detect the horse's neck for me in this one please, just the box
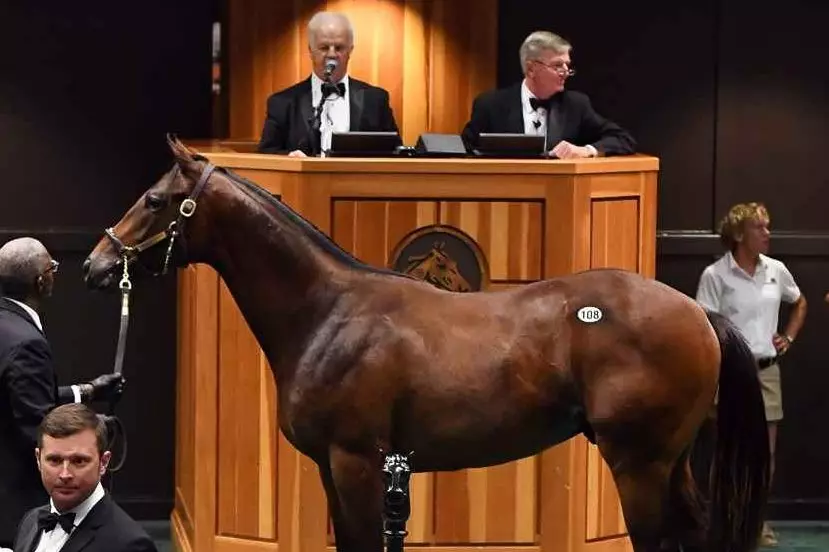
[201,182,345,381]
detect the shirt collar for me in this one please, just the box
[521,80,538,113]
[51,482,106,528]
[725,251,768,276]
[311,72,349,96]
[6,297,43,332]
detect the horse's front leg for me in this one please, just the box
[325,445,384,552]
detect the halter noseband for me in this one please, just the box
[104,162,216,280]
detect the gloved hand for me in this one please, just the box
[81,374,126,402]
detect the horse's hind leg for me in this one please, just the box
[325,445,384,552]
[667,449,707,552]
[609,459,675,551]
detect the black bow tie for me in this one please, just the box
[529,96,554,111]
[37,510,76,534]
[321,82,346,97]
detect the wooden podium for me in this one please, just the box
[172,148,658,552]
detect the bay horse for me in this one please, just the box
[83,138,769,552]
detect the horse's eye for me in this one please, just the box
[145,194,167,211]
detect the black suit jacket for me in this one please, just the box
[258,76,399,155]
[13,495,158,552]
[461,83,636,156]
[0,298,56,543]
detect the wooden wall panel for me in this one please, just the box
[216,282,280,541]
[225,0,497,144]
[176,268,197,545]
[331,199,543,282]
[590,199,640,273]
[582,198,640,544]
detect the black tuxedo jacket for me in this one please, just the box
[461,83,636,156]
[0,298,78,543]
[258,76,399,155]
[13,495,157,552]
[0,298,55,543]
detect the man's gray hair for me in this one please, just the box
[0,237,50,298]
[307,11,355,49]
[519,31,572,74]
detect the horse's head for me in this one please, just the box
[84,136,215,289]
[406,243,471,292]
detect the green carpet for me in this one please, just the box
[761,522,829,551]
[142,520,829,551]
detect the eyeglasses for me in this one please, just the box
[41,259,59,277]
[531,59,576,77]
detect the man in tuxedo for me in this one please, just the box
[0,238,124,547]
[258,11,399,157]
[462,31,635,158]
[12,404,156,552]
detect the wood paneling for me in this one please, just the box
[225,0,497,143]
[590,199,640,273]
[217,282,279,540]
[331,199,543,281]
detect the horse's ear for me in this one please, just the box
[166,133,197,164]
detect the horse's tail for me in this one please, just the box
[705,310,770,552]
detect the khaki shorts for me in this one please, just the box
[759,363,783,422]
[710,363,783,422]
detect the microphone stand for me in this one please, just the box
[308,67,336,156]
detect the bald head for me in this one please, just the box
[307,12,354,49]
[0,237,52,300]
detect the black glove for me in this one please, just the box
[81,374,126,402]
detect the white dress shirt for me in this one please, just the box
[34,483,106,552]
[696,252,801,358]
[519,80,597,156]
[311,72,350,155]
[520,80,547,142]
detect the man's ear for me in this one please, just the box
[35,448,41,470]
[100,451,112,475]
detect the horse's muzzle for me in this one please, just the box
[83,255,118,290]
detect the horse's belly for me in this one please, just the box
[397,406,584,472]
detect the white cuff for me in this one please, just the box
[586,145,599,157]
[71,385,82,404]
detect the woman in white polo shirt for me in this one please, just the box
[696,201,807,547]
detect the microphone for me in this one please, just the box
[323,59,338,81]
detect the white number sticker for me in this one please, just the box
[576,306,603,323]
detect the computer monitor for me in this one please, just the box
[472,133,546,158]
[327,131,403,157]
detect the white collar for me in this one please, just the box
[521,79,547,113]
[51,482,106,529]
[311,72,349,96]
[6,297,43,332]
[725,251,768,277]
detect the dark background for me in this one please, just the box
[2,0,827,520]
[0,1,215,518]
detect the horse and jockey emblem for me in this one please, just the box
[389,225,489,292]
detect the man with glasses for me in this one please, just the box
[462,31,635,158]
[258,11,399,157]
[0,237,124,547]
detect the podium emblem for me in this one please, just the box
[389,225,489,292]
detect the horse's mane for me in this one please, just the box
[203,160,409,279]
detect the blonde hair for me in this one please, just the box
[717,202,770,251]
